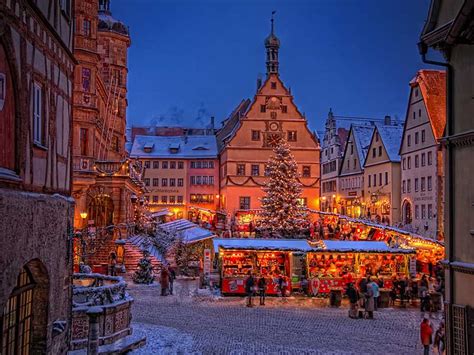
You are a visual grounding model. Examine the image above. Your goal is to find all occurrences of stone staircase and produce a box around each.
[123,237,162,277]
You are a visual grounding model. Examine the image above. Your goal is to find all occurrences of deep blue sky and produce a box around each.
[112,0,435,132]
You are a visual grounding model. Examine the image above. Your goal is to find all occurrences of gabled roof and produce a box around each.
[376,124,404,163]
[216,99,251,152]
[352,125,376,166]
[130,135,218,159]
[410,70,446,140]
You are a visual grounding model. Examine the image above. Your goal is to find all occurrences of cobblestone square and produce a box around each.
[129,280,439,354]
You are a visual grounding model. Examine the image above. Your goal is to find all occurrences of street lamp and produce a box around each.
[80,212,88,228]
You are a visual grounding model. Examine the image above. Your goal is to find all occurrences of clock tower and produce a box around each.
[216,17,321,228]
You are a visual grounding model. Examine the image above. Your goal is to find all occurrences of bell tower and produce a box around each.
[264,11,280,76]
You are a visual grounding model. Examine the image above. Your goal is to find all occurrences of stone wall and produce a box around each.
[0,188,74,354]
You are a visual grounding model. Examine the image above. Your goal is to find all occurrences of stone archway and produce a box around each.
[1,259,49,355]
[402,200,413,225]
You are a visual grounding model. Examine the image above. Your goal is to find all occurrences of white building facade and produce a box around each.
[399,70,446,240]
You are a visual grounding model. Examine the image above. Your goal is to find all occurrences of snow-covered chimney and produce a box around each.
[384,115,392,126]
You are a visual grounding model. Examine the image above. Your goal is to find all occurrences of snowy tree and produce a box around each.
[259,138,309,237]
[132,249,155,284]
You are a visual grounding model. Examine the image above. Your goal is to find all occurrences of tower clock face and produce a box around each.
[269,122,279,131]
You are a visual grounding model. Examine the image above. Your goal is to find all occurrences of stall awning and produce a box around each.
[151,209,170,218]
[212,238,313,252]
[158,219,215,244]
[312,240,415,254]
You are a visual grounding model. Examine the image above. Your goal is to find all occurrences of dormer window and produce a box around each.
[143,142,154,153]
[168,143,180,154]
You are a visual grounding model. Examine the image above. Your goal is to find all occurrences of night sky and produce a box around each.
[111,0,436,132]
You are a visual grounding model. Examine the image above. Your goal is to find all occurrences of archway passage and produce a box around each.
[1,267,35,355]
[403,200,412,225]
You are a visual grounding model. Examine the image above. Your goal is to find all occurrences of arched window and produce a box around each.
[1,267,35,354]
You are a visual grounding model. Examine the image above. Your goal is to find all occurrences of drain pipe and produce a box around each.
[417,41,454,343]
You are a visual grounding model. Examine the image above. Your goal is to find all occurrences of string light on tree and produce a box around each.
[259,137,309,237]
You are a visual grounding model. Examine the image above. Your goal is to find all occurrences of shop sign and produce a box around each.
[409,257,417,277]
[203,249,211,276]
[348,191,357,196]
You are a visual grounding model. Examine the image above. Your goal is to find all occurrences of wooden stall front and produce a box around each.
[306,240,416,294]
[212,239,312,296]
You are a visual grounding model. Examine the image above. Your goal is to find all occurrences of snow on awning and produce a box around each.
[151,209,170,218]
[212,238,313,252]
[312,240,415,254]
[158,219,215,244]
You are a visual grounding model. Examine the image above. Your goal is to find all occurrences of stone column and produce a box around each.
[86,306,103,355]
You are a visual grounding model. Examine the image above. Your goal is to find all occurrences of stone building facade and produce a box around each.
[399,70,446,239]
[420,1,474,353]
[217,20,320,228]
[0,0,75,353]
[363,124,403,225]
[71,0,145,259]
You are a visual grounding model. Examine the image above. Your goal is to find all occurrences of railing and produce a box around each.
[72,273,129,308]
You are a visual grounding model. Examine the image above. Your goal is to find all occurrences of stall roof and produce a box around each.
[158,219,215,244]
[314,240,415,254]
[213,238,313,252]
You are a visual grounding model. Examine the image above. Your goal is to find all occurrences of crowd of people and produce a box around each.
[244,272,292,307]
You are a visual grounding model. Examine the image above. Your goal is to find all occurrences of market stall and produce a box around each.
[306,240,416,295]
[212,238,312,295]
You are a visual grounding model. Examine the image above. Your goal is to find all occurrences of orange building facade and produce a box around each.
[72,0,145,239]
[217,20,320,228]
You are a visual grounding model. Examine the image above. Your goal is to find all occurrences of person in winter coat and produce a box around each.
[365,285,375,319]
[368,278,380,310]
[245,273,255,307]
[257,276,267,305]
[160,267,170,296]
[345,283,359,318]
[420,317,433,355]
[434,321,445,355]
[168,267,176,295]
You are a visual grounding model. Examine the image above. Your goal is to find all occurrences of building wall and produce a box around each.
[364,129,401,224]
[141,158,187,218]
[400,83,443,239]
[187,158,220,213]
[0,0,74,353]
[220,73,320,217]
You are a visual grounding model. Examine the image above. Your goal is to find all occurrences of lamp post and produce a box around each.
[80,211,88,228]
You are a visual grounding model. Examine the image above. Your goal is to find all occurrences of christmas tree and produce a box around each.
[260,138,309,237]
[132,249,155,284]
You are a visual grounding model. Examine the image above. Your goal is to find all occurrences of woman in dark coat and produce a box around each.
[160,267,170,296]
[346,283,359,318]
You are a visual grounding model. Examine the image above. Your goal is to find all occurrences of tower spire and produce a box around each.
[264,11,280,76]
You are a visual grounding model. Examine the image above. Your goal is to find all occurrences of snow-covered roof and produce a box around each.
[130,135,218,159]
[352,125,375,165]
[375,124,403,162]
[128,235,164,262]
[151,209,170,218]
[314,240,415,254]
[212,238,313,252]
[159,219,215,244]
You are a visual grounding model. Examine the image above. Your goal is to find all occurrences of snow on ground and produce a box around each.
[127,279,443,354]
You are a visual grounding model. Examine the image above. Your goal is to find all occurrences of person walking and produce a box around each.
[245,272,255,307]
[365,283,375,319]
[168,267,176,295]
[109,252,117,276]
[368,278,380,310]
[434,321,445,355]
[420,316,433,355]
[346,283,359,319]
[160,267,170,296]
[257,276,267,306]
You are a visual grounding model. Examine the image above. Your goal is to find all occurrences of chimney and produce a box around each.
[210,116,215,130]
[384,115,391,126]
